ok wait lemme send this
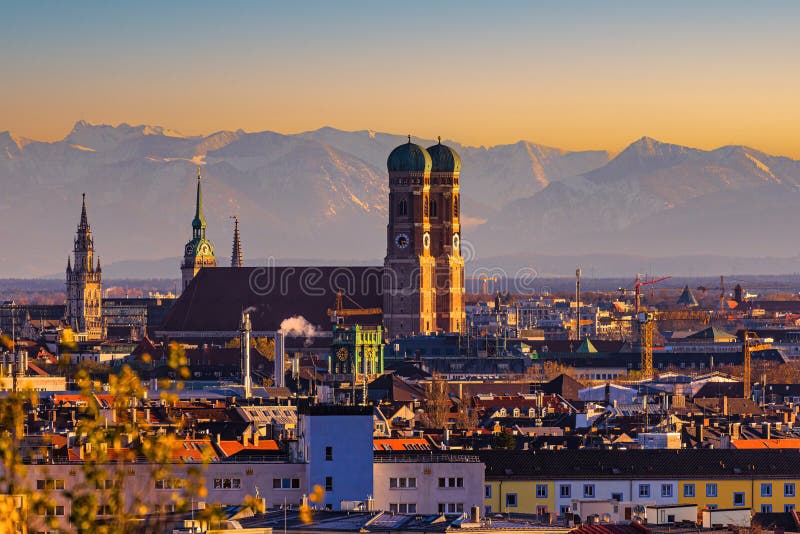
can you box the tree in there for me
[423,377,452,429]
[0,341,256,533]
[493,430,516,450]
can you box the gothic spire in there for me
[66,256,72,273]
[79,192,89,230]
[192,167,205,230]
[96,256,102,273]
[231,216,243,268]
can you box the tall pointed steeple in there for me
[79,192,89,230]
[192,167,206,238]
[182,168,216,292]
[231,216,243,268]
[66,193,103,340]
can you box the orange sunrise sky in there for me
[2,1,799,156]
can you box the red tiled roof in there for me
[373,438,432,452]
[732,438,800,449]
[216,439,280,457]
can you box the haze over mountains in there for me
[1,122,799,279]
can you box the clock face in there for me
[185,244,193,255]
[422,232,431,250]
[200,244,209,255]
[394,233,410,249]
[336,347,349,362]
[452,233,460,252]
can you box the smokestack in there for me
[240,311,252,399]
[722,396,728,416]
[762,422,771,440]
[274,332,285,388]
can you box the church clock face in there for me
[452,233,460,252]
[185,244,193,255]
[336,347,349,362]
[200,243,209,255]
[394,233,410,249]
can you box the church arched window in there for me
[430,199,438,218]
[398,199,408,217]
[424,197,429,217]
[453,195,459,217]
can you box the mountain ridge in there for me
[1,121,799,278]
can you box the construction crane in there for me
[696,275,727,314]
[742,331,771,399]
[326,291,382,324]
[619,274,672,315]
[637,309,713,379]
[465,275,499,295]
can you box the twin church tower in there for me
[383,137,465,338]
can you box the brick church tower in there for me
[66,194,104,340]
[427,138,465,333]
[383,137,437,338]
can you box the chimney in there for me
[471,505,481,524]
[762,422,771,440]
[274,332,286,388]
[216,433,222,445]
[722,396,728,416]
[253,430,259,447]
[697,424,704,443]
[240,311,252,399]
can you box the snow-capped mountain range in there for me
[1,122,798,278]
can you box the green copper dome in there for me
[387,138,432,173]
[427,139,461,173]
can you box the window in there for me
[707,504,718,510]
[560,505,572,517]
[95,479,119,490]
[43,505,65,517]
[439,503,464,513]
[684,484,695,498]
[97,504,113,516]
[325,476,333,492]
[536,485,548,498]
[398,199,408,217]
[213,478,241,490]
[560,485,571,498]
[430,200,438,218]
[390,503,416,514]
[438,477,463,488]
[325,446,333,461]
[583,484,595,498]
[485,505,492,514]
[761,504,773,513]
[706,483,718,498]
[485,485,492,499]
[786,504,796,512]
[639,484,650,498]
[505,493,518,508]
[785,483,796,497]
[390,477,416,489]
[661,484,673,498]
[537,505,549,515]
[157,478,185,490]
[733,492,745,507]
[36,479,65,491]
[272,478,300,489]
[761,483,772,497]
